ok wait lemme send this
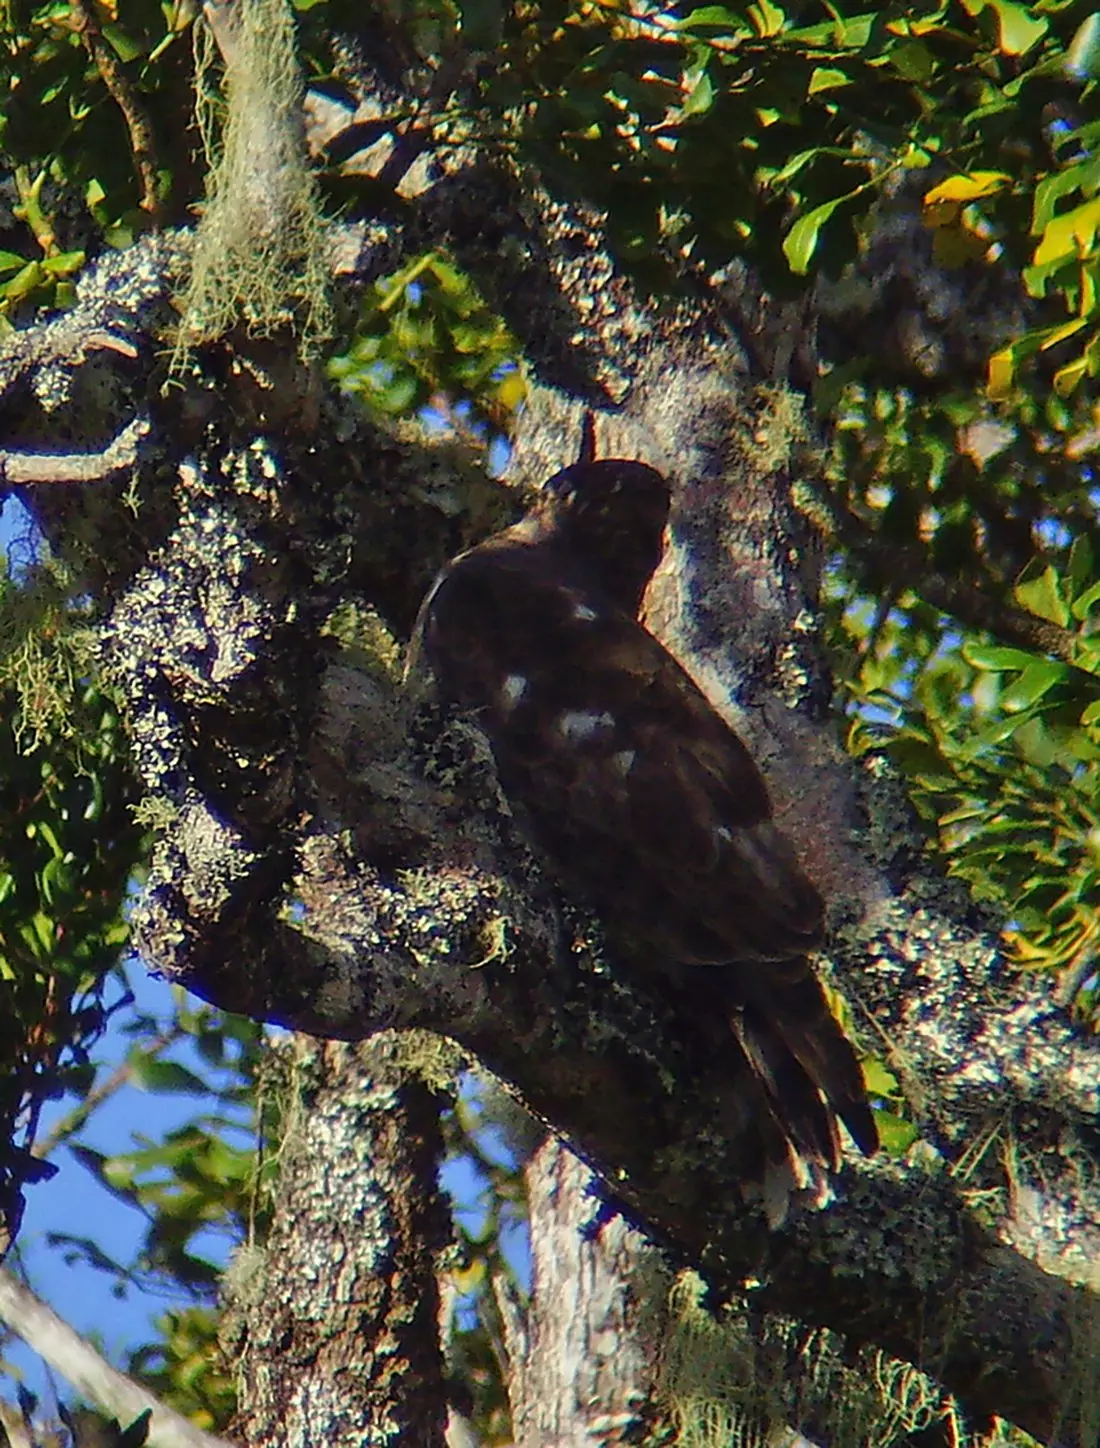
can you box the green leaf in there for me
[1072,579,1100,621]
[681,67,715,117]
[129,1056,208,1095]
[1034,197,1100,269]
[807,66,851,95]
[999,660,1069,712]
[961,643,1037,671]
[783,186,866,274]
[862,1058,901,1098]
[747,0,784,35]
[41,250,85,278]
[676,6,744,28]
[873,1109,920,1156]
[987,0,1048,54]
[1068,536,1094,601]
[1014,561,1070,626]
[1031,160,1099,237]
[100,23,143,62]
[2,261,44,302]
[1067,12,1100,78]
[924,171,1011,205]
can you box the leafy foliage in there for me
[328,251,524,428]
[0,562,143,1226]
[128,1305,236,1431]
[825,540,1100,1020]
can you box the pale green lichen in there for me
[743,385,809,478]
[0,558,100,753]
[323,602,405,684]
[367,1028,466,1096]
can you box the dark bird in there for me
[411,437,877,1221]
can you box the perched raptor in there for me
[412,443,877,1218]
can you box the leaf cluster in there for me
[826,537,1100,1019]
[0,564,143,1220]
[328,250,525,429]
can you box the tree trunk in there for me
[506,1137,671,1447]
[222,1034,451,1447]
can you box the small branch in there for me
[894,558,1082,667]
[31,1027,183,1161]
[822,496,1084,668]
[0,1269,230,1448]
[0,417,151,486]
[70,0,162,219]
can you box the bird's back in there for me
[414,483,877,1219]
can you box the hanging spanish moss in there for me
[173,0,332,366]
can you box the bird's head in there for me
[536,458,671,615]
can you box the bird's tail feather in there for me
[722,970,877,1225]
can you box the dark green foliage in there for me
[0,568,143,1233]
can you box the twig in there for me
[817,491,1085,669]
[69,0,162,219]
[0,417,151,486]
[31,1026,183,1161]
[0,1268,231,1448]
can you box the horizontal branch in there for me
[827,501,1083,668]
[0,417,150,485]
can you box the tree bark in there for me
[221,1034,451,1448]
[506,1137,671,1448]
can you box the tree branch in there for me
[849,526,1082,667]
[0,418,151,486]
[70,0,162,219]
[0,1269,230,1448]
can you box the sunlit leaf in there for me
[923,171,1011,205]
